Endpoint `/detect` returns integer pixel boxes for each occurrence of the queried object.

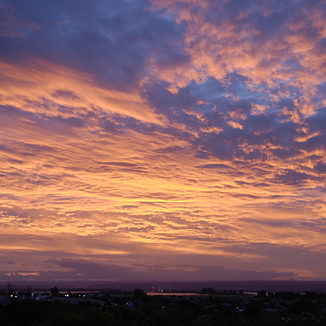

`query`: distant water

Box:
[146,292,199,296]
[146,291,257,296]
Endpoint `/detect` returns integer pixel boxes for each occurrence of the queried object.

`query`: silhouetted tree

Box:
[257,290,266,297]
[51,286,59,296]
[7,282,14,297]
[133,288,147,300]
[26,286,32,298]
[201,287,217,294]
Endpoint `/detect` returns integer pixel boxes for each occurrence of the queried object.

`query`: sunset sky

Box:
[1,0,326,284]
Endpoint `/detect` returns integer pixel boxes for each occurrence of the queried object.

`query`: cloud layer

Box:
[1,0,326,282]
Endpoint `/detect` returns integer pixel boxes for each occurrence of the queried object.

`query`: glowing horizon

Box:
[1,0,326,283]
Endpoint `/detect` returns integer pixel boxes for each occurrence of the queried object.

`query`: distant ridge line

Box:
[1,280,326,293]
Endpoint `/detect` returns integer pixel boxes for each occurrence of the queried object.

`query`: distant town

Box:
[1,282,326,325]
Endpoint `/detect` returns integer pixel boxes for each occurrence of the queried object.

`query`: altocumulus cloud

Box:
[0,0,326,283]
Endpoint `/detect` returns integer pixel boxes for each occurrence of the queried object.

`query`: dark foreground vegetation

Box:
[1,287,326,326]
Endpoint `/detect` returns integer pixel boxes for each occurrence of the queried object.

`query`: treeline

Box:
[267,291,326,300]
[201,287,244,295]
[201,287,326,300]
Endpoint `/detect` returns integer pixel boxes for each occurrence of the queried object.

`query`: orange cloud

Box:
[1,0,326,282]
